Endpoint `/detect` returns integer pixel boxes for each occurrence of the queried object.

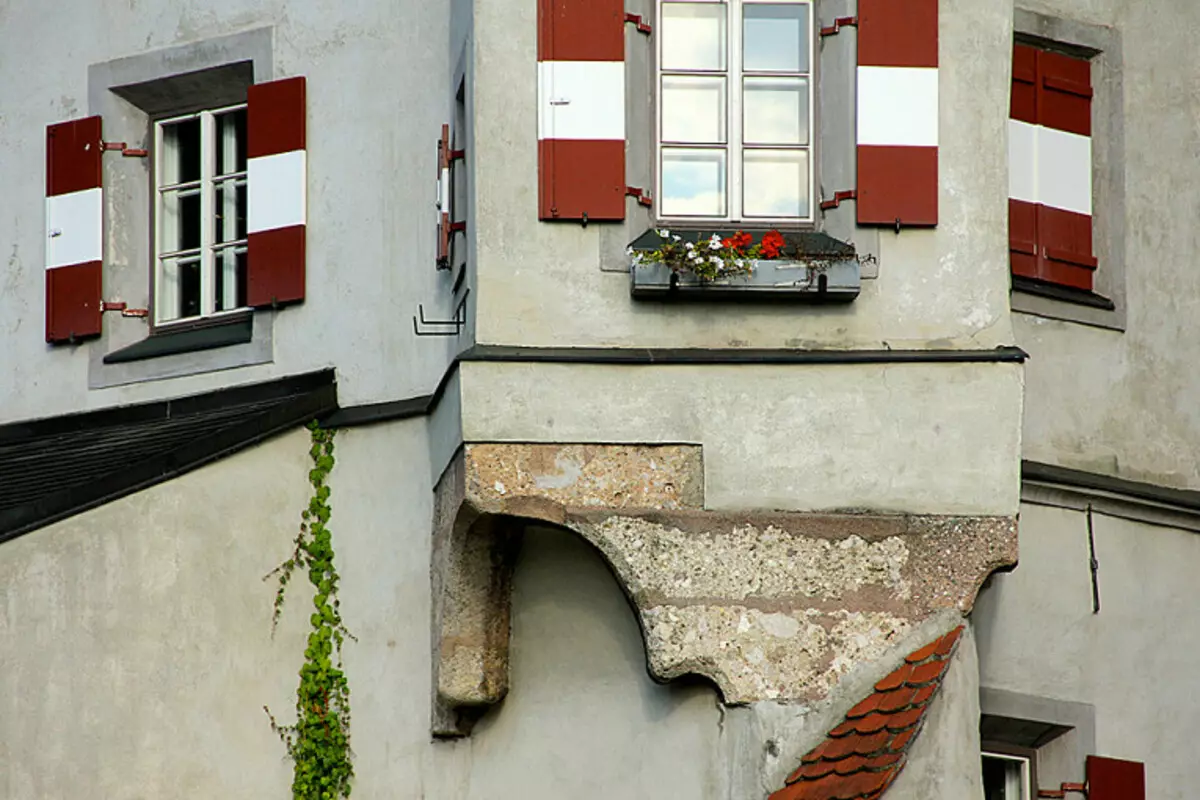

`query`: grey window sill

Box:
[1011,276,1115,311]
[102,313,254,364]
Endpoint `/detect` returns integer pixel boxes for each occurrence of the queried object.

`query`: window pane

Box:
[743,149,808,218]
[662,3,727,71]
[215,108,247,176]
[662,75,727,143]
[158,255,202,321]
[160,117,201,185]
[743,3,808,73]
[160,188,202,252]
[744,76,807,144]
[661,148,726,217]
[215,179,247,243]
[215,246,248,312]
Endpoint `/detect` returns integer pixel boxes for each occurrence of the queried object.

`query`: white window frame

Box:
[982,751,1033,800]
[153,103,248,326]
[655,0,816,226]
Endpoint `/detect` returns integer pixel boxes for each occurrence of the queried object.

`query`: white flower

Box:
[689,250,702,262]
[631,252,645,265]
[709,256,722,265]
[672,235,682,242]
[735,259,745,268]
[625,246,634,256]
[684,241,695,251]
[708,234,723,250]
[658,228,671,238]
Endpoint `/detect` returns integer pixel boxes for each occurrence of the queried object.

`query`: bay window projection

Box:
[156,106,248,323]
[658,0,813,222]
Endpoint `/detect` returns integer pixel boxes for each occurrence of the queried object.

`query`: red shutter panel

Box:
[1086,756,1145,800]
[537,0,625,221]
[247,76,307,307]
[856,0,939,227]
[1009,45,1039,278]
[45,116,104,344]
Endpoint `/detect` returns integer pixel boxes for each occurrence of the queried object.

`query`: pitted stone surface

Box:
[466,443,704,510]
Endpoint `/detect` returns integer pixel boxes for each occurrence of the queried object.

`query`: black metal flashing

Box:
[102,314,254,364]
[1011,277,1116,311]
[0,370,336,544]
[1022,460,1200,514]
[458,344,1029,366]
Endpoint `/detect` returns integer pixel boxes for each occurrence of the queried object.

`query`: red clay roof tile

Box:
[770,626,964,800]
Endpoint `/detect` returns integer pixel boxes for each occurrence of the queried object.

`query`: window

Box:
[982,751,1033,800]
[155,105,249,324]
[656,0,814,223]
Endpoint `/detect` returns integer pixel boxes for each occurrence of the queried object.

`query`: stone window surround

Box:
[980,686,1097,791]
[85,28,276,389]
[1010,10,1126,332]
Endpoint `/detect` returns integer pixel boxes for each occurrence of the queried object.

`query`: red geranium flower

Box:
[722,231,753,252]
[759,229,785,259]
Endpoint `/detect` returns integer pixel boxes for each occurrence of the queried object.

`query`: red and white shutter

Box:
[856,0,939,227]
[1086,755,1145,800]
[247,76,307,307]
[537,0,625,221]
[1009,44,1095,290]
[45,116,104,343]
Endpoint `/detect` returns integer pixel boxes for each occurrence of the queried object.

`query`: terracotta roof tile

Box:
[769,626,964,800]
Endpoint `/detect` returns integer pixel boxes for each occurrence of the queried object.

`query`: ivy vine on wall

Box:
[265,421,355,799]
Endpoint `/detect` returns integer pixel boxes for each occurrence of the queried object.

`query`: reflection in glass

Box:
[662,75,727,143]
[215,246,248,312]
[661,148,727,216]
[215,180,247,243]
[215,109,247,176]
[743,149,808,217]
[160,117,201,185]
[158,255,202,321]
[662,3,727,71]
[743,4,808,73]
[744,77,807,144]
[160,188,202,253]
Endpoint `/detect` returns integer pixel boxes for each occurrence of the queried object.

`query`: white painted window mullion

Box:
[199,110,216,317]
[729,0,742,222]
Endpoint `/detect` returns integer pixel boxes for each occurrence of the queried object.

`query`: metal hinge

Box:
[624,12,652,34]
[101,301,149,318]
[625,186,653,207]
[819,190,857,210]
[819,16,858,36]
[1037,783,1087,798]
[102,141,148,158]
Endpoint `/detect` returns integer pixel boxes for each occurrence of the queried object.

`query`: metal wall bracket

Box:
[819,190,857,210]
[819,16,858,36]
[625,186,653,208]
[414,288,469,337]
[102,141,148,158]
[101,301,149,318]
[624,12,652,34]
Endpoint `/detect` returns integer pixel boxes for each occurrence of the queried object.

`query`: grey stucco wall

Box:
[1015,0,1200,490]
[974,501,1200,798]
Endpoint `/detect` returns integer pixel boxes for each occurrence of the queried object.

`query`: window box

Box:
[628,229,860,302]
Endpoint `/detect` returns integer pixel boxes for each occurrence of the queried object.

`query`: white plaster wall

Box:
[0,0,460,422]
[973,502,1200,798]
[459,361,1024,515]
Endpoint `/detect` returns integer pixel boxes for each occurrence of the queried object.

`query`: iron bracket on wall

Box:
[102,141,148,158]
[625,186,653,208]
[819,189,857,210]
[413,288,469,337]
[1037,782,1087,798]
[819,16,858,36]
[624,12,652,34]
[101,301,149,318]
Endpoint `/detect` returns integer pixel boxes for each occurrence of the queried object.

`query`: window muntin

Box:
[982,752,1032,800]
[657,0,814,223]
[155,105,248,324]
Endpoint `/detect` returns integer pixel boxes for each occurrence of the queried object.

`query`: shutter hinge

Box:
[101,301,149,318]
[624,12,652,34]
[1037,783,1087,798]
[102,141,148,158]
[819,16,858,36]
[625,186,653,208]
[819,189,857,210]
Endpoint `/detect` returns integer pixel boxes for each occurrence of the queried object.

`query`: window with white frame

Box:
[982,752,1033,800]
[155,105,248,323]
[657,0,814,223]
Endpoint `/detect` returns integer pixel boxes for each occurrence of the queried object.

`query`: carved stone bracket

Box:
[431,443,1017,737]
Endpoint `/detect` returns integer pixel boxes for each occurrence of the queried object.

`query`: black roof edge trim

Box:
[0,369,336,445]
[1022,459,1200,514]
[0,380,337,545]
[457,344,1029,365]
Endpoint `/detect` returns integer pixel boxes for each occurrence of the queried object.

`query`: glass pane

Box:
[662,75,726,143]
[160,188,202,252]
[215,179,247,243]
[744,3,808,73]
[158,255,202,321]
[662,3,727,71]
[744,77,807,144]
[215,108,247,176]
[160,117,201,185]
[215,246,248,312]
[743,148,808,218]
[661,147,726,217]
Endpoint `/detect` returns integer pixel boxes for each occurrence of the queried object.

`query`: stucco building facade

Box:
[0,0,1189,797]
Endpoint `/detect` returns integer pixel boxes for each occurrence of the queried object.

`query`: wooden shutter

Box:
[537,0,625,221]
[45,116,104,344]
[247,76,307,307]
[1087,755,1145,800]
[856,0,938,227]
[1008,44,1096,291]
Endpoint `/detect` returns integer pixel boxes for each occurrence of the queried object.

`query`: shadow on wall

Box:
[463,525,724,799]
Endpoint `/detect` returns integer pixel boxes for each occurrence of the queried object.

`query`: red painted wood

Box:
[1038,204,1095,290]
[248,225,306,307]
[46,116,102,196]
[1008,199,1039,280]
[247,76,306,159]
[538,0,623,62]
[45,261,102,343]
[1011,45,1039,124]
[1040,50,1092,136]
[1087,756,1145,800]
[538,139,625,221]
[858,0,938,68]
[856,146,938,227]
